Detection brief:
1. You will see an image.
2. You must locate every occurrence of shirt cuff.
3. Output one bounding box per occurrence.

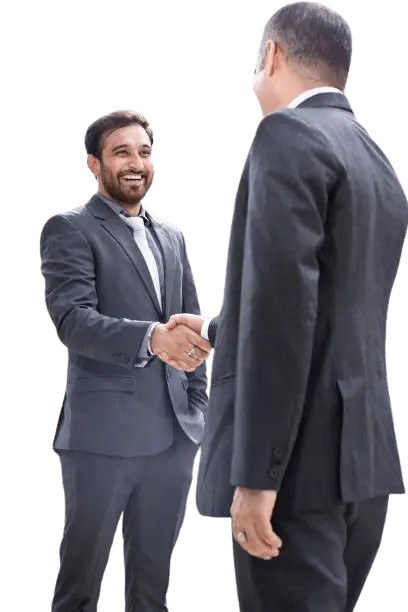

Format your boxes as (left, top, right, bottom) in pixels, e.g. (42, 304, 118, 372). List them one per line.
(147, 322, 160, 356)
(138, 322, 159, 359)
(201, 318, 212, 340)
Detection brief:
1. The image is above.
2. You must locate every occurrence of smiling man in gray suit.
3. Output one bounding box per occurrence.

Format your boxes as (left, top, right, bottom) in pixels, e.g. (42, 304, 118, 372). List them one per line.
(166, 3, 407, 611)
(40, 110, 210, 612)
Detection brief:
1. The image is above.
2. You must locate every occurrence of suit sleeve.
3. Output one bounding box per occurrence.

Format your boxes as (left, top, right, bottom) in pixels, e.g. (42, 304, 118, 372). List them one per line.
(230, 112, 339, 490)
(208, 317, 219, 347)
(40, 214, 152, 368)
(181, 236, 209, 416)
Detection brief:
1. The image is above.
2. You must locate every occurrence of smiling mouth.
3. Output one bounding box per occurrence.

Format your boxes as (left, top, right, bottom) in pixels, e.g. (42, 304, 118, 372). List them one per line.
(121, 173, 144, 183)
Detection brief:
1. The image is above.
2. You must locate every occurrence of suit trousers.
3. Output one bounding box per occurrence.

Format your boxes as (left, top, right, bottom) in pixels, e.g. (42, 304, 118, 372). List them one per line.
(233, 496, 388, 612)
(52, 425, 198, 612)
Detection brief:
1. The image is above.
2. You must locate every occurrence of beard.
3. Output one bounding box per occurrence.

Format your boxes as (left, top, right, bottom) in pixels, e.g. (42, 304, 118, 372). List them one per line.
(100, 163, 153, 205)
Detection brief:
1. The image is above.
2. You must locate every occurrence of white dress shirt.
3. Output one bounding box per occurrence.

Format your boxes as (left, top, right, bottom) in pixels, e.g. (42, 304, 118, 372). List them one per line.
(200, 87, 343, 341)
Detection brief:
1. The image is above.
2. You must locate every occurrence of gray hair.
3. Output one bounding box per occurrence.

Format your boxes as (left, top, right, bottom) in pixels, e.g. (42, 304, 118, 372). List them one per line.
(257, 2, 352, 89)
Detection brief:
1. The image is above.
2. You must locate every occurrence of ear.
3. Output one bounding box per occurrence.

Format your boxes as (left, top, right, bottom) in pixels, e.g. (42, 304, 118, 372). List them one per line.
(87, 154, 100, 180)
(264, 40, 279, 78)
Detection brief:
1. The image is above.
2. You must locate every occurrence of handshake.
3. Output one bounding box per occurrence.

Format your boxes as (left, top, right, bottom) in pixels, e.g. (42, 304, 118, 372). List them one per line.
(150, 314, 210, 372)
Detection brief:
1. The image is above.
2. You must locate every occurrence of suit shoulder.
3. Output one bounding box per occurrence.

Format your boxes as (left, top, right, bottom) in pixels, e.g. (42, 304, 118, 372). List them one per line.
(42, 205, 91, 229)
(256, 109, 332, 148)
(254, 110, 345, 178)
(40, 205, 91, 246)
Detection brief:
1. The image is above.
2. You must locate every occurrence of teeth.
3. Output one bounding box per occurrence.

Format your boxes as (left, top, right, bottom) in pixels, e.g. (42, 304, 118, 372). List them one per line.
(123, 174, 142, 180)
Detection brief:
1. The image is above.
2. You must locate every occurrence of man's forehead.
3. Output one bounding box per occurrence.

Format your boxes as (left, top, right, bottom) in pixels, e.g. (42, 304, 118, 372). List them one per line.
(105, 124, 151, 149)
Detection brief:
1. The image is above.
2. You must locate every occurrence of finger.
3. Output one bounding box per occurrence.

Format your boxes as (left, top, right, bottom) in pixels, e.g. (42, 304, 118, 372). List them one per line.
(233, 518, 279, 560)
(166, 316, 178, 330)
(159, 350, 200, 372)
(185, 349, 208, 365)
(173, 326, 210, 354)
(253, 524, 282, 560)
(166, 361, 179, 368)
(190, 349, 208, 363)
(177, 358, 196, 372)
(255, 518, 282, 550)
(157, 355, 191, 371)
(256, 525, 281, 558)
(156, 352, 197, 372)
(233, 523, 268, 558)
(183, 347, 204, 365)
(176, 361, 196, 371)
(184, 356, 202, 370)
(187, 331, 211, 353)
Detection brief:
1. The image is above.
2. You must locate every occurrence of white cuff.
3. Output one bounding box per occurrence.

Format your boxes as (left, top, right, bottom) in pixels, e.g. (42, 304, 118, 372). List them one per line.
(201, 318, 212, 340)
(147, 322, 160, 355)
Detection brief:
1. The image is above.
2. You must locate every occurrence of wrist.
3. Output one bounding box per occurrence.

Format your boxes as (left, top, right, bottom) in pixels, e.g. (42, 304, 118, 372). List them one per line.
(150, 323, 166, 355)
(147, 322, 160, 356)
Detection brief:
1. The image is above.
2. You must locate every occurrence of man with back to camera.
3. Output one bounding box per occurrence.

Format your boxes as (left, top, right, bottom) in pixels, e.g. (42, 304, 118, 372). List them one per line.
(165, 3, 408, 611)
(40, 110, 211, 612)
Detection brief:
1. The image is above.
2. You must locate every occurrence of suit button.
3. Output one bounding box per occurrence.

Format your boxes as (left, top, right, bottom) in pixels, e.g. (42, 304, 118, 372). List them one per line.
(272, 447, 282, 458)
(268, 468, 279, 479)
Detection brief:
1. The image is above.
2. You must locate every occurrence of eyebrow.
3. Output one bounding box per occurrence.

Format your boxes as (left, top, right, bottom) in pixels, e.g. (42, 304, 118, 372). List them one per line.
(111, 143, 151, 153)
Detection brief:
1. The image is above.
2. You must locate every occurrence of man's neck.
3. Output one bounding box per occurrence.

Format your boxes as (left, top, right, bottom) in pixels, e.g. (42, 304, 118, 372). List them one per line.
(287, 85, 343, 109)
(265, 80, 342, 115)
(98, 190, 142, 217)
(120, 203, 142, 217)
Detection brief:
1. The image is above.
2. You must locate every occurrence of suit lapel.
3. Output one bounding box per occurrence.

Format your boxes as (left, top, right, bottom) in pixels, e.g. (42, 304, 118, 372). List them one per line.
(149, 216, 176, 320)
(87, 195, 162, 314)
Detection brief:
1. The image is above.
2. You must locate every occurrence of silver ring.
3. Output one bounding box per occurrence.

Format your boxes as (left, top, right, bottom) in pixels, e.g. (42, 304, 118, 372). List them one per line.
(187, 347, 196, 358)
(237, 531, 247, 543)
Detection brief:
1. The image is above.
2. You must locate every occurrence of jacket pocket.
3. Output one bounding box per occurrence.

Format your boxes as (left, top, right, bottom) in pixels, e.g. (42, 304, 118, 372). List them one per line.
(69, 376, 138, 394)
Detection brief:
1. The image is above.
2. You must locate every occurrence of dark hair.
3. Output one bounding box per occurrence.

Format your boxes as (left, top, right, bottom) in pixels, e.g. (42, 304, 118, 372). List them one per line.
(85, 110, 153, 159)
(258, 2, 352, 89)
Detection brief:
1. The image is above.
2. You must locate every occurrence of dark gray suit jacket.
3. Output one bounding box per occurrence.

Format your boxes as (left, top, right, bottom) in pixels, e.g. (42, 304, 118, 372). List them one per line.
(40, 195, 208, 457)
(196, 93, 407, 516)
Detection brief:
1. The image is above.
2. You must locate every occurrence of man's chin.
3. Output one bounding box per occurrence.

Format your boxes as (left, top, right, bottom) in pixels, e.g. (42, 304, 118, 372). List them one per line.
(122, 195, 144, 206)
(107, 189, 146, 207)
(121, 184, 150, 205)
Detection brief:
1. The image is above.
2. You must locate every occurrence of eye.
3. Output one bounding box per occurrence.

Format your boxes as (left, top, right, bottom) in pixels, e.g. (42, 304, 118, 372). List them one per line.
(140, 150, 151, 158)
(116, 150, 128, 156)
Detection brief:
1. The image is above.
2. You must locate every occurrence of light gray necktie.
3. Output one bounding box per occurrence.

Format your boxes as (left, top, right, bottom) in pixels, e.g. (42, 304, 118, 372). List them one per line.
(123, 215, 162, 310)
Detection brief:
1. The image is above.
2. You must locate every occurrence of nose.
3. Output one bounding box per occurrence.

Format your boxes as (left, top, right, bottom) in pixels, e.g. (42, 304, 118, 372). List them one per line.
(129, 159, 144, 172)
(127, 152, 145, 171)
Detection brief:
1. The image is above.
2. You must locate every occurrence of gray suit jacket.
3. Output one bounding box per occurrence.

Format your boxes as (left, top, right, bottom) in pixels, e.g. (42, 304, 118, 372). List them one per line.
(196, 93, 407, 517)
(40, 195, 208, 457)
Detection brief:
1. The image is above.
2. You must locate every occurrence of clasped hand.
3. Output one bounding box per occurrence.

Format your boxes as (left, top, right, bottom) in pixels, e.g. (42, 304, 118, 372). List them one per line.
(150, 314, 209, 371)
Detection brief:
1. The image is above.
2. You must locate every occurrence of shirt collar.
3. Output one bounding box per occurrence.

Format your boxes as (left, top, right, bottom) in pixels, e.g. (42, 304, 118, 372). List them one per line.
(287, 86, 343, 109)
(98, 193, 150, 225)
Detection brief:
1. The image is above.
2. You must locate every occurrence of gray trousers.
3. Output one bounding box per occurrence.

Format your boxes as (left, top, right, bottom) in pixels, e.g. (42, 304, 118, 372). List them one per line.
(52, 426, 198, 612)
